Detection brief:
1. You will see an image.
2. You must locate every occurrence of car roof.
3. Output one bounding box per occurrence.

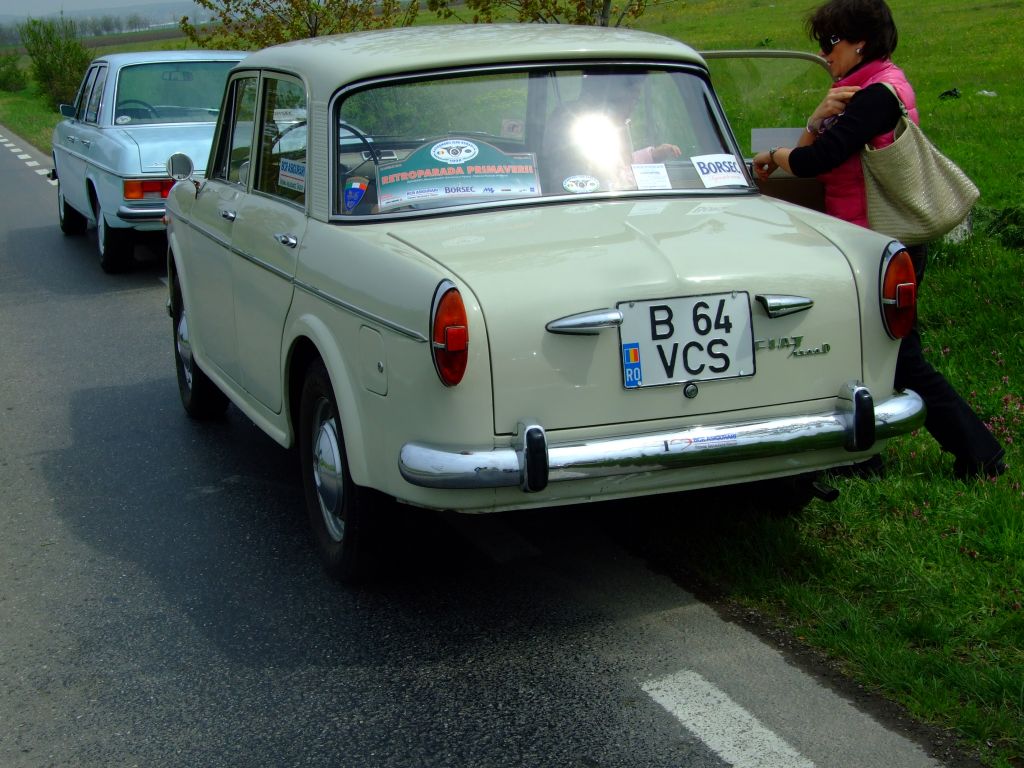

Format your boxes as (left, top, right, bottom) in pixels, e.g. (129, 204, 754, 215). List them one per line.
(239, 24, 704, 92)
(90, 50, 248, 68)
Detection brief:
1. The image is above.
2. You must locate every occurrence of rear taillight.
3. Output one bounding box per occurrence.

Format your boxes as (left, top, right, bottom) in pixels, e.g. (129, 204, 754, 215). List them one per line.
(430, 281, 468, 386)
(879, 243, 917, 339)
(123, 179, 176, 200)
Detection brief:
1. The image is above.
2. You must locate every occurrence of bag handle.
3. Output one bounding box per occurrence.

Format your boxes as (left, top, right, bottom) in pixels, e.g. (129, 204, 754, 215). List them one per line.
(877, 81, 909, 118)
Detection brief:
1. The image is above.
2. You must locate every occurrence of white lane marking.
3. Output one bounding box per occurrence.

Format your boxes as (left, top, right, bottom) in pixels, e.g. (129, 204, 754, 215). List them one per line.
(1, 136, 54, 182)
(642, 669, 816, 768)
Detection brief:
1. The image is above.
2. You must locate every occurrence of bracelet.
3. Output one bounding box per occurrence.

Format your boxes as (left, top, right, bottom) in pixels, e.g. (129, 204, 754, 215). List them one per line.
(806, 118, 823, 134)
(769, 146, 780, 163)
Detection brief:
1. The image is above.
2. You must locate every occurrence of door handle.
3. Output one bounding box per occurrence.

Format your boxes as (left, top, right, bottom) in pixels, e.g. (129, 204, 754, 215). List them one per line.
(274, 233, 298, 248)
(220, 209, 237, 221)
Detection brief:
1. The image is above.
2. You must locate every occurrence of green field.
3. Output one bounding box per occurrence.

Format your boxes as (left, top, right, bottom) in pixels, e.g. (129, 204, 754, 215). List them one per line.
(2, 3, 1022, 764)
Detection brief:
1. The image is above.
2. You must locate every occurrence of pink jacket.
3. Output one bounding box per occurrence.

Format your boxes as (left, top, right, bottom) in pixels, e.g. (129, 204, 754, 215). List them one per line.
(819, 58, 919, 226)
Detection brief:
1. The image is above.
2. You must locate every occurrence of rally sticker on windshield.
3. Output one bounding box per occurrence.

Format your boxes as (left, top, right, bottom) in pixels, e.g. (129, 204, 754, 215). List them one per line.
(631, 164, 672, 190)
(377, 140, 540, 209)
(690, 154, 746, 188)
(562, 175, 600, 194)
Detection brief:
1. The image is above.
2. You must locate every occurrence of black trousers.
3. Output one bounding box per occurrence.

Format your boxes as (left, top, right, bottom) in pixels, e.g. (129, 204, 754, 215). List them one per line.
(893, 246, 1002, 465)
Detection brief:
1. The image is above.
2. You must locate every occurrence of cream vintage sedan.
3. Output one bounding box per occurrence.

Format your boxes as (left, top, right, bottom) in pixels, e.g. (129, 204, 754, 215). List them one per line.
(165, 25, 925, 580)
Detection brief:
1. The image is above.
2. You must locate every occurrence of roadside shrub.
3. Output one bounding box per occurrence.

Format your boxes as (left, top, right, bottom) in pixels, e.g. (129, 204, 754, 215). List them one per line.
(18, 15, 91, 108)
(0, 52, 27, 92)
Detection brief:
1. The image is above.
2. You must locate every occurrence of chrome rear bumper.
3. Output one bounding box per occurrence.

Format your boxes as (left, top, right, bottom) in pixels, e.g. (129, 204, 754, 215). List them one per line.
(117, 204, 166, 221)
(399, 385, 925, 493)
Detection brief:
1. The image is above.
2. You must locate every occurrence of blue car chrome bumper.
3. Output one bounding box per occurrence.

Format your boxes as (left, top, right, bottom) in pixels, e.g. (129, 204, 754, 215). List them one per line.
(399, 384, 925, 493)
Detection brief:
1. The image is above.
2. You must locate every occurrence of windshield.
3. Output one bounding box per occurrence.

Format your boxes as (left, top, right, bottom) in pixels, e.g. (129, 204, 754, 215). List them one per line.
(114, 61, 237, 126)
(333, 66, 748, 216)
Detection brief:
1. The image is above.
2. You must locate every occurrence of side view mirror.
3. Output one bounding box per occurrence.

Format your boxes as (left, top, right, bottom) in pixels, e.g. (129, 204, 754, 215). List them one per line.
(167, 152, 195, 181)
(166, 152, 201, 197)
(59, 104, 76, 118)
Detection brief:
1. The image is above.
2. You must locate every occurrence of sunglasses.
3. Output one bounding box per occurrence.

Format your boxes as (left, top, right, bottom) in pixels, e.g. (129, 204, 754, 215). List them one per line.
(820, 34, 842, 54)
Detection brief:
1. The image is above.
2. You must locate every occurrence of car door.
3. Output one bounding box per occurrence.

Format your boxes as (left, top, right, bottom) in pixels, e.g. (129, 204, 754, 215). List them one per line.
(230, 74, 308, 413)
(702, 50, 832, 212)
(184, 73, 260, 384)
(55, 64, 104, 218)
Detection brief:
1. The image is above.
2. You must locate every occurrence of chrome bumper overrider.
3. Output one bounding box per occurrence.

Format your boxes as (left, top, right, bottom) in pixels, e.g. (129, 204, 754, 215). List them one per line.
(117, 205, 166, 221)
(399, 385, 925, 493)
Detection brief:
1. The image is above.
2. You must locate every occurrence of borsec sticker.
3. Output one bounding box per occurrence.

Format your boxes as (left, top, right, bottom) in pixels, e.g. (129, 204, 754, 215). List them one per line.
(562, 175, 600, 194)
(622, 342, 643, 388)
(690, 154, 746, 188)
(431, 139, 479, 165)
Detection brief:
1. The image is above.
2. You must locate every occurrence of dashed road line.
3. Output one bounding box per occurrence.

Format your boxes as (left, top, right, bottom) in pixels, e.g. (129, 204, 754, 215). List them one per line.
(642, 669, 816, 768)
(0, 133, 57, 185)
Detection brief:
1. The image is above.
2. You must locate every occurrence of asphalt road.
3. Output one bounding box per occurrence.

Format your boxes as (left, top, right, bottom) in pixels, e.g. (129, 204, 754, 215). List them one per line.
(0, 124, 968, 768)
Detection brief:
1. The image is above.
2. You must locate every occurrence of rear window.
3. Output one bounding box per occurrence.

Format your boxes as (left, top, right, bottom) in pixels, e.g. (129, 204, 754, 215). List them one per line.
(114, 61, 237, 126)
(333, 66, 748, 217)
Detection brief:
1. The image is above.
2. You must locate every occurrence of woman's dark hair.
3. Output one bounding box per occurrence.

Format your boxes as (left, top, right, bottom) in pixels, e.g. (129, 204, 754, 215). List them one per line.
(807, 0, 898, 61)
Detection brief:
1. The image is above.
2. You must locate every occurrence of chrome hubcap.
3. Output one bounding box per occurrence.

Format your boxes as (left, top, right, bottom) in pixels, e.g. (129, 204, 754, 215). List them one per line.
(176, 309, 194, 389)
(312, 400, 345, 542)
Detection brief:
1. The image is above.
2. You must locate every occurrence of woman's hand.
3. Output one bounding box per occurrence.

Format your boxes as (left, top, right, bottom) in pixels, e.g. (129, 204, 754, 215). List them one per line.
(650, 143, 682, 162)
(752, 150, 776, 180)
(807, 85, 860, 131)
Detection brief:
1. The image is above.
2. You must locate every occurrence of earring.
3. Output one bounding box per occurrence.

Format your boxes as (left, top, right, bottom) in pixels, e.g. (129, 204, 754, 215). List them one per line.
(855, 47, 862, 54)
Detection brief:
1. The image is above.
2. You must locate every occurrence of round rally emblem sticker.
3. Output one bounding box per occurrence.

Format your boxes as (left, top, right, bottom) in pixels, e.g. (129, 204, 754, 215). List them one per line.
(431, 139, 479, 164)
(562, 175, 600, 194)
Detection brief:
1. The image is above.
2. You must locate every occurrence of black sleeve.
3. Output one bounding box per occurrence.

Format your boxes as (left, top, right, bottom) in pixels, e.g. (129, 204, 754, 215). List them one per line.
(788, 83, 903, 178)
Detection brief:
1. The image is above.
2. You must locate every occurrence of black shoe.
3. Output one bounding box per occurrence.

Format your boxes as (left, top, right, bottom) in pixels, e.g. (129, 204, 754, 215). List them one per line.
(831, 454, 886, 479)
(953, 451, 1007, 480)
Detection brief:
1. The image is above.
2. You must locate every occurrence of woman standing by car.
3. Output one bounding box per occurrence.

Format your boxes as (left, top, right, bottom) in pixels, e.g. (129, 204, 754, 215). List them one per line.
(752, 0, 1005, 479)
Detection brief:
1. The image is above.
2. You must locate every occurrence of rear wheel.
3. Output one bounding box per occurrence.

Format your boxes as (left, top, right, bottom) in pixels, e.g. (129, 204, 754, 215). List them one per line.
(56, 175, 87, 235)
(95, 200, 132, 273)
(171, 273, 229, 419)
(299, 359, 369, 581)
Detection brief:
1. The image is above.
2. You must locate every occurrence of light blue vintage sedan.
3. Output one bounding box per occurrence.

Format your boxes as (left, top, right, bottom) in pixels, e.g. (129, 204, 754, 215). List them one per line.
(52, 50, 246, 272)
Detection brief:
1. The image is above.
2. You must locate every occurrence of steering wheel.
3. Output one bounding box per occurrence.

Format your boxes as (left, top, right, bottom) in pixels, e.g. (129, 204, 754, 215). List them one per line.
(116, 99, 157, 119)
(271, 120, 307, 153)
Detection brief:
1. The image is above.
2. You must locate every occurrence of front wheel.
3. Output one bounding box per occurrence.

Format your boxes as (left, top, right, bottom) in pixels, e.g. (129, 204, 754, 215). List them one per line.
(171, 273, 229, 419)
(299, 359, 369, 581)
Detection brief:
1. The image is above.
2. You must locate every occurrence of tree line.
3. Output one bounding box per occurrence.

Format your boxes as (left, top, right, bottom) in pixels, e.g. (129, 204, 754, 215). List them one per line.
(0, 13, 156, 47)
(3, 0, 657, 106)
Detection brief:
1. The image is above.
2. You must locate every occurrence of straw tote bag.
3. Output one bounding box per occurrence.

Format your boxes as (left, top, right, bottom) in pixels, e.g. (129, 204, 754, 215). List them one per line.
(861, 83, 979, 245)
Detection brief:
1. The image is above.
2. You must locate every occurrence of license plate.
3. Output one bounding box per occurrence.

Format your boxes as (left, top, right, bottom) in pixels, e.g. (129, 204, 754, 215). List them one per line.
(617, 292, 755, 388)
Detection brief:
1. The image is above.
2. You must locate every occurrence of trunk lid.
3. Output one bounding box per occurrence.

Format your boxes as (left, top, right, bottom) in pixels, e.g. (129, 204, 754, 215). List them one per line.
(390, 196, 865, 434)
(118, 123, 217, 175)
